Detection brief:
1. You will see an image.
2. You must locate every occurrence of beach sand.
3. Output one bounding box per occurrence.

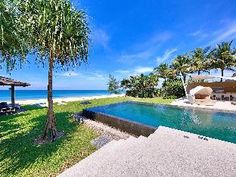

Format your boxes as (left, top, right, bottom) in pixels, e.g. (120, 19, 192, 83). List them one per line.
(15, 94, 125, 105)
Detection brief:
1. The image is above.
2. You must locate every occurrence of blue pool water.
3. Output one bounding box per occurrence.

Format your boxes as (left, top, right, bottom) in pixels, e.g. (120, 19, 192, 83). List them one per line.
(89, 102, 236, 143)
(0, 90, 110, 101)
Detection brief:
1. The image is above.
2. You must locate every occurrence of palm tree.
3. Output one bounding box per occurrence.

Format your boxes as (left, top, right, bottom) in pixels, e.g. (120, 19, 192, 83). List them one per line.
(23, 0, 89, 141)
(171, 54, 192, 82)
(0, 0, 28, 71)
(190, 47, 210, 75)
(210, 41, 236, 82)
(154, 63, 171, 81)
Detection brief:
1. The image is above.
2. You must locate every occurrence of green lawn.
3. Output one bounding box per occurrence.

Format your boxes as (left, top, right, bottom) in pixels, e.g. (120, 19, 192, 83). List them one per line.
(0, 97, 173, 177)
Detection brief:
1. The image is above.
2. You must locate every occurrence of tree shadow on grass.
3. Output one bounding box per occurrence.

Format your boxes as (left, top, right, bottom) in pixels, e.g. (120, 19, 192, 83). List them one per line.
(21, 105, 46, 111)
(0, 111, 79, 176)
(0, 113, 32, 139)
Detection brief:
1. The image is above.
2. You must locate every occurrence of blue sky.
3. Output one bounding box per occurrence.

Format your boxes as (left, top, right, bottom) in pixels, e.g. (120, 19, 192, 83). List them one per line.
(1, 0, 236, 90)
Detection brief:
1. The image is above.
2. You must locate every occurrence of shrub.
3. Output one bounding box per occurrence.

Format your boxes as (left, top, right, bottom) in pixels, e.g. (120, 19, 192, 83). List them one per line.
(107, 74, 120, 94)
(162, 78, 185, 98)
(121, 74, 159, 98)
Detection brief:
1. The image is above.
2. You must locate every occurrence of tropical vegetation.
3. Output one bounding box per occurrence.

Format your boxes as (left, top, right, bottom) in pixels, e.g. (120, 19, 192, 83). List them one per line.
(121, 41, 236, 98)
(0, 0, 90, 142)
(107, 74, 120, 94)
(0, 0, 29, 71)
(121, 73, 159, 98)
(210, 41, 236, 81)
(153, 63, 171, 81)
(190, 47, 211, 75)
(161, 78, 185, 99)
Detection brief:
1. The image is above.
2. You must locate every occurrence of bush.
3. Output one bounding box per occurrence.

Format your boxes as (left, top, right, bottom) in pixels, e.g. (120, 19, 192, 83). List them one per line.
(161, 78, 185, 98)
(121, 74, 159, 98)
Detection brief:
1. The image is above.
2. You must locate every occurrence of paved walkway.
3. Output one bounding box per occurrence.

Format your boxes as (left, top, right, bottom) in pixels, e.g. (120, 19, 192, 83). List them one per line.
(59, 126, 236, 177)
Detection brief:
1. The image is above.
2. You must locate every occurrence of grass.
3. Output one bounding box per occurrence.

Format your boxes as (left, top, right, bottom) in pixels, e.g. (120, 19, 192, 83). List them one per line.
(0, 96, 173, 177)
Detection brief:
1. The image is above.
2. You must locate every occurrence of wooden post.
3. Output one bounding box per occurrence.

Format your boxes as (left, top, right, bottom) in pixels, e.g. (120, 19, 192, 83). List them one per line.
(10, 85, 15, 107)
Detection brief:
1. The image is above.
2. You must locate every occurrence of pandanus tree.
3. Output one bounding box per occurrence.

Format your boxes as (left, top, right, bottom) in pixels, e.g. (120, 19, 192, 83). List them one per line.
(171, 54, 191, 83)
(210, 41, 236, 81)
(0, 0, 29, 71)
(190, 47, 210, 75)
(22, 0, 89, 141)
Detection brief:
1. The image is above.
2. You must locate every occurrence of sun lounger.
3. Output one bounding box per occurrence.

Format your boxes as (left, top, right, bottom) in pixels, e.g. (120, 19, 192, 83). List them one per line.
(187, 94, 195, 104)
(195, 99, 216, 106)
(0, 102, 16, 115)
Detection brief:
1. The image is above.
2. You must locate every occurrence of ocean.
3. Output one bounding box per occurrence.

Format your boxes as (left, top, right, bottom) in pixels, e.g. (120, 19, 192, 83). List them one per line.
(0, 90, 110, 101)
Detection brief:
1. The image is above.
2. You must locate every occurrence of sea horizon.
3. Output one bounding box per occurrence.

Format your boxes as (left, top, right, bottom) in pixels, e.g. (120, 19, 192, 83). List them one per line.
(0, 90, 110, 101)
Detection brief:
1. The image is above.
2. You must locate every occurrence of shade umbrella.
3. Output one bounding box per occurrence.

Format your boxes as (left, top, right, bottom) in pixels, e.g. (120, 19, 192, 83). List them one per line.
(190, 86, 213, 96)
(189, 74, 236, 81)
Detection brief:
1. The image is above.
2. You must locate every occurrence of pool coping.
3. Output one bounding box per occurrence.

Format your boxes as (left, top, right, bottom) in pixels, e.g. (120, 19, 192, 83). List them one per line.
(88, 100, 236, 114)
(127, 101, 236, 114)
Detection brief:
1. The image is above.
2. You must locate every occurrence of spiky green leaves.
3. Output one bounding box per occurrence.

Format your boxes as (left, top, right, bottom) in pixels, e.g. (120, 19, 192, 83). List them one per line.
(0, 0, 29, 71)
(23, 0, 90, 68)
(0, 0, 90, 71)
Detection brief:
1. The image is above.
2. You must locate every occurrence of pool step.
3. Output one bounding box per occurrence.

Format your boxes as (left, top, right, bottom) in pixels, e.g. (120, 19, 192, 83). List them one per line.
(59, 126, 236, 177)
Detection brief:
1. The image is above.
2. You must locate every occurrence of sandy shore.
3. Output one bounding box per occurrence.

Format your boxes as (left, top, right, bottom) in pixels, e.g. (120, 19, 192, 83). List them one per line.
(15, 94, 125, 105)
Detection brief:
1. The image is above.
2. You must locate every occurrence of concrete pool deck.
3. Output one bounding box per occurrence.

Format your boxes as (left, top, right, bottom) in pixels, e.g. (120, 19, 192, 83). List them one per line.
(59, 126, 236, 177)
(171, 98, 236, 112)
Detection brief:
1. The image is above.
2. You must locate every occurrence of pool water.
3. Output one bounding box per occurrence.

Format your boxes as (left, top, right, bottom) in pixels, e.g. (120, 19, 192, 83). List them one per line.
(89, 102, 236, 143)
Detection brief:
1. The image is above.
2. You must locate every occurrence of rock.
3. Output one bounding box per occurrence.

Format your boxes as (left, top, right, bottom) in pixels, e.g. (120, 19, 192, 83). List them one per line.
(80, 101, 91, 105)
(91, 135, 113, 149)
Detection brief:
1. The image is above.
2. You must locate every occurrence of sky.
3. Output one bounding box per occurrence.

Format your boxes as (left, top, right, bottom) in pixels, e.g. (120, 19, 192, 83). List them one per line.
(1, 0, 236, 90)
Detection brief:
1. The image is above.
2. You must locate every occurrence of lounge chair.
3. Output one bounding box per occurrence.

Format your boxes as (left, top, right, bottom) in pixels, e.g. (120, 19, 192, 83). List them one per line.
(0, 102, 16, 115)
(195, 98, 216, 106)
(187, 94, 195, 104)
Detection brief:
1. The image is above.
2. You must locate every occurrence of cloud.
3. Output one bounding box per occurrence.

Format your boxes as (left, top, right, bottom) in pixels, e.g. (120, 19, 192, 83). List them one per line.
(210, 22, 236, 44)
(115, 70, 130, 74)
(189, 30, 208, 40)
(117, 31, 173, 65)
(86, 73, 107, 81)
(134, 31, 173, 50)
(156, 48, 177, 65)
(54, 72, 108, 90)
(134, 66, 153, 74)
(188, 21, 236, 46)
(118, 50, 152, 64)
(92, 28, 110, 48)
(115, 66, 153, 79)
(189, 30, 202, 37)
(56, 70, 107, 81)
(58, 71, 79, 77)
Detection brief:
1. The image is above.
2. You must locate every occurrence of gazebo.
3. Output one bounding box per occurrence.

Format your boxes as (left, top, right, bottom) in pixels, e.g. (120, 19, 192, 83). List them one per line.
(0, 76, 30, 106)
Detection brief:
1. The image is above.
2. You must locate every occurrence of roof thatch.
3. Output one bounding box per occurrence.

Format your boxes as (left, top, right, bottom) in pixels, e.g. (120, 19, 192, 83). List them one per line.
(0, 76, 30, 87)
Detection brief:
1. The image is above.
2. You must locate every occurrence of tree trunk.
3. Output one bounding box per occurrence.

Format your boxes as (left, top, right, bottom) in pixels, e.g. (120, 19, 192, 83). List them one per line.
(221, 69, 224, 82)
(43, 49, 57, 140)
(183, 75, 186, 83)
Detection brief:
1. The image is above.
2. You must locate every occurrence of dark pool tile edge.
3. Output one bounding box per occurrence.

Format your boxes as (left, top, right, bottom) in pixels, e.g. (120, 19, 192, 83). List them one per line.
(82, 109, 156, 137)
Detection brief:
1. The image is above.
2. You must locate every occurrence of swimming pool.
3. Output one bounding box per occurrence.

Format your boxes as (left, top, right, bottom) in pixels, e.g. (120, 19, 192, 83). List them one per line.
(84, 102, 236, 143)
